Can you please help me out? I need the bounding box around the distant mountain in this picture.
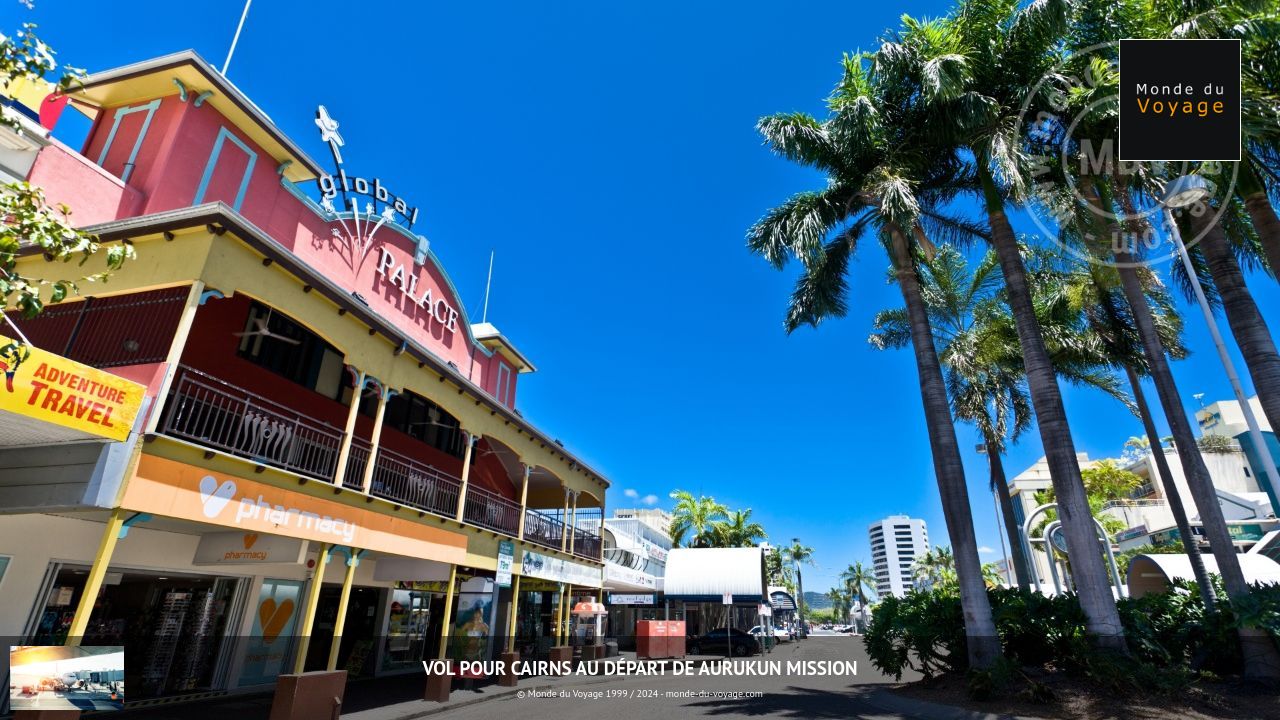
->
[803,591,832,610]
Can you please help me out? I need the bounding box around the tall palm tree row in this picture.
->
[872,0,1130,650]
[839,562,877,629]
[748,49,1001,667]
[870,245,1132,590]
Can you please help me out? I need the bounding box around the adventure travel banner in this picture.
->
[0,334,143,442]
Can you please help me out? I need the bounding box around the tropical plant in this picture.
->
[1197,434,1240,454]
[782,540,814,633]
[750,43,1000,667]
[0,19,132,330]
[710,508,767,548]
[667,490,727,548]
[875,0,1129,651]
[839,561,877,629]
[911,546,958,591]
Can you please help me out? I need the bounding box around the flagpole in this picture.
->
[222,0,253,75]
[481,250,495,323]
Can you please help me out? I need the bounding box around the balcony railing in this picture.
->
[464,484,521,536]
[523,509,567,551]
[347,438,462,519]
[162,366,599,553]
[162,366,344,480]
[572,527,602,560]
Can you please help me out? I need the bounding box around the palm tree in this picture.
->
[1043,0,1278,674]
[750,50,1000,667]
[871,245,1132,590]
[826,587,850,625]
[711,509,767,548]
[879,0,1128,652]
[783,540,814,637]
[668,491,727,548]
[911,546,958,591]
[839,562,877,631]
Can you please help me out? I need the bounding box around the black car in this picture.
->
[687,627,760,656]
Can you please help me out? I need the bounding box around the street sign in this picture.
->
[496,540,514,588]
[722,593,733,605]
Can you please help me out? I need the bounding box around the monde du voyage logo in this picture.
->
[197,474,357,544]
[1119,39,1241,162]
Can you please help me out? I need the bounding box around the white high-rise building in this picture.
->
[869,515,930,598]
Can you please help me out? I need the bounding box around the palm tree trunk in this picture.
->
[1184,212,1280,678]
[1191,211,1280,448]
[1121,364,1217,612]
[888,223,998,668]
[977,170,1126,651]
[1242,192,1280,279]
[985,438,1032,589]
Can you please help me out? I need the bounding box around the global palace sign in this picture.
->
[311,105,460,336]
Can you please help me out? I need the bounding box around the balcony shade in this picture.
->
[663,547,766,603]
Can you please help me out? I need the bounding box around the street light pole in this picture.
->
[1162,176,1280,508]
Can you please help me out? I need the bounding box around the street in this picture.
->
[432,636,924,720]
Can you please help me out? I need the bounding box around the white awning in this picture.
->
[663,547,765,602]
[1128,553,1280,598]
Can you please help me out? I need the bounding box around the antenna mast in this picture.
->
[481,250,495,323]
[222,0,254,75]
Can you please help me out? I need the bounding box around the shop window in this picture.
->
[237,302,344,396]
[496,363,512,405]
[0,555,9,588]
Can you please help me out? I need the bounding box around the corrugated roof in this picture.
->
[663,547,765,602]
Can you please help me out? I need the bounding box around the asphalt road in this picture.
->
[439,635,923,720]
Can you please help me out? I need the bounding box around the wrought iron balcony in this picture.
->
[523,509,567,551]
[464,484,521,536]
[346,438,462,519]
[571,527,602,560]
[162,366,344,480]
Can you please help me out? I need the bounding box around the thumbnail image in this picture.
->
[9,645,125,712]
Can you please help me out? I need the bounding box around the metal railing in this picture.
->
[523,509,567,550]
[464,484,521,535]
[162,366,344,480]
[348,438,462,519]
[1101,498,1168,511]
[572,527,602,559]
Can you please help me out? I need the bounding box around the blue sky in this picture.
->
[15,0,1280,593]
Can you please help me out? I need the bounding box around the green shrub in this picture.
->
[863,580,1280,684]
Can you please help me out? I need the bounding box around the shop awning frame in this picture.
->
[663,547,766,603]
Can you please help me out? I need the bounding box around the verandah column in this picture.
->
[505,574,522,652]
[568,491,579,555]
[332,368,367,488]
[437,565,459,659]
[294,543,333,674]
[455,433,479,520]
[560,487,570,552]
[360,385,395,493]
[326,547,364,670]
[144,281,205,434]
[516,465,531,540]
[66,509,127,644]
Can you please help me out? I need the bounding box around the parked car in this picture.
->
[687,627,761,656]
[748,624,791,643]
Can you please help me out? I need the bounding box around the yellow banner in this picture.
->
[0,335,143,442]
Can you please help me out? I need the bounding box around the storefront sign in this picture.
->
[375,247,460,332]
[240,578,302,687]
[1115,524,1149,543]
[722,593,733,605]
[604,562,657,590]
[609,594,654,605]
[0,335,143,442]
[125,455,468,562]
[520,550,601,587]
[496,540,514,588]
[314,105,420,229]
[192,531,305,565]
